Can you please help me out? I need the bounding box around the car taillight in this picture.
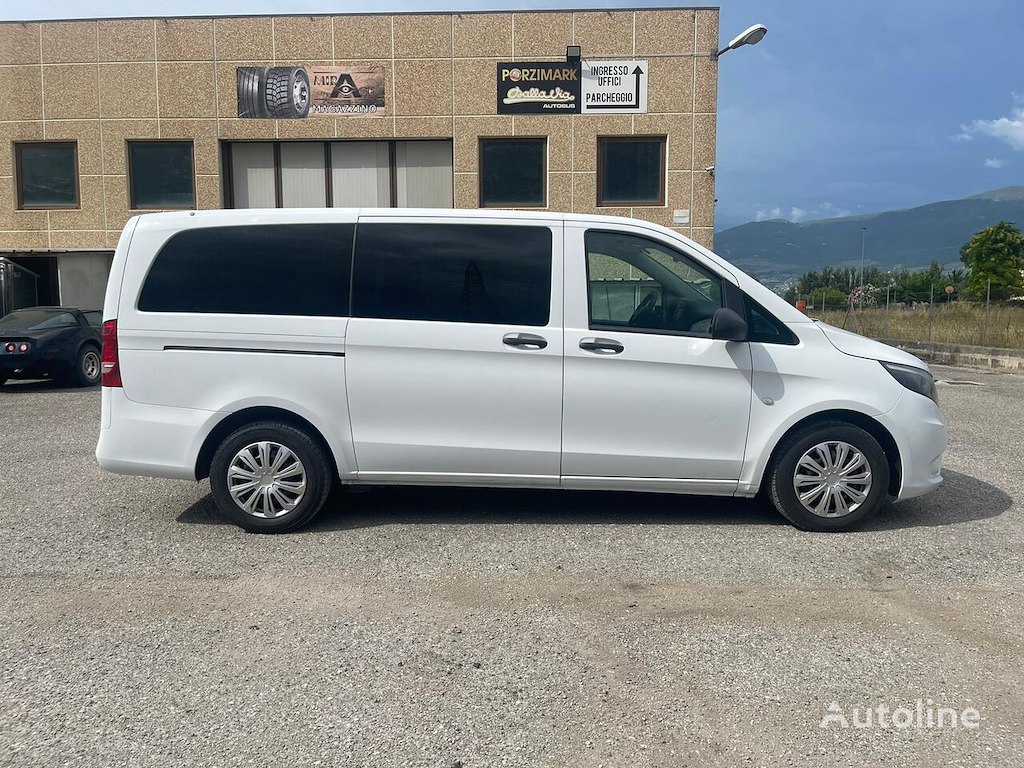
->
[4,342,15,353]
[18,342,29,353]
[101,319,122,387]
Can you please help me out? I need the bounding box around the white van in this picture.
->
[96,209,946,533]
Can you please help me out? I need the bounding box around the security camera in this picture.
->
[705,165,715,173]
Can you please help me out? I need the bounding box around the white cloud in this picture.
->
[956,96,1024,151]
[984,157,1006,169]
[816,201,851,218]
[753,201,852,224]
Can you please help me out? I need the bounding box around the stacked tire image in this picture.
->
[236,67,311,119]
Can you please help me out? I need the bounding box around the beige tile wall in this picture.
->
[0,9,718,251]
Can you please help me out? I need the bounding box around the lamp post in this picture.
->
[712,24,768,59]
[858,226,867,311]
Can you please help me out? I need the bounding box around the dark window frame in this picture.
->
[596,136,667,207]
[14,141,80,210]
[127,140,196,210]
[478,137,548,209]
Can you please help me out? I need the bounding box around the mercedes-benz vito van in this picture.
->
[96,209,946,533]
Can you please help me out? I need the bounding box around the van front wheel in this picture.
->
[209,421,332,533]
[767,422,890,532]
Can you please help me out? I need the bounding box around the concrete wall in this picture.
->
[0,8,719,255]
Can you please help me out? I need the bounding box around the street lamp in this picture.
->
[712,23,768,59]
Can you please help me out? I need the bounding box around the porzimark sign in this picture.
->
[496,62,581,114]
[581,60,648,114]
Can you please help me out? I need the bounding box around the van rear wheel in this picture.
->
[209,421,332,533]
[767,421,890,532]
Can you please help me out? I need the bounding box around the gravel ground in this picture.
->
[0,365,1021,767]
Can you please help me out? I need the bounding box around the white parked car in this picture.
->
[96,209,946,533]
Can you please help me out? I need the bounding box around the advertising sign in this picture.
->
[581,60,648,114]
[237,65,386,119]
[496,62,581,114]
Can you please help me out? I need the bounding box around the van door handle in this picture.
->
[579,337,624,354]
[503,332,548,350]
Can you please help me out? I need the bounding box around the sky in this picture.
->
[1,0,1021,229]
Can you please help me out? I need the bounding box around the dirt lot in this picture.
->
[1,365,1021,767]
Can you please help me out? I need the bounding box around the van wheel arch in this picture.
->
[760,410,902,498]
[196,407,338,481]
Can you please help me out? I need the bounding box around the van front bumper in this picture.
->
[877,391,947,500]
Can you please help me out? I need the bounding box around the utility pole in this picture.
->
[859,226,867,311]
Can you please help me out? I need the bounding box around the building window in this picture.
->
[597,136,666,206]
[479,138,546,208]
[128,141,195,209]
[15,142,78,209]
[225,140,453,209]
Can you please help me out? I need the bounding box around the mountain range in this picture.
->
[714,186,1024,290]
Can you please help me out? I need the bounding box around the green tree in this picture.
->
[959,221,1024,300]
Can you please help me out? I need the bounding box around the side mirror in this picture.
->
[711,307,748,342]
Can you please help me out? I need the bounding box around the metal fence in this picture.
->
[805,280,1024,350]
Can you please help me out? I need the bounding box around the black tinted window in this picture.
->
[353,223,551,326]
[479,139,546,207]
[16,143,78,208]
[83,311,103,328]
[129,142,195,208]
[597,137,665,206]
[139,224,353,316]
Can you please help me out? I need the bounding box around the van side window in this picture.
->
[138,224,353,316]
[586,230,723,336]
[352,223,552,326]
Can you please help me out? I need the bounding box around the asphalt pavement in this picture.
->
[0,364,1021,767]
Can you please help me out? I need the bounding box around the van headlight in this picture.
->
[880,361,938,404]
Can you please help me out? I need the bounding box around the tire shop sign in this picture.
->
[236,65,386,119]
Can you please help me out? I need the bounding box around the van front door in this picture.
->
[345,216,563,484]
[561,225,752,493]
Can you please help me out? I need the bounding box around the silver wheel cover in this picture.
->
[227,441,307,519]
[792,440,872,518]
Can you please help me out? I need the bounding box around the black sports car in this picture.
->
[0,306,103,387]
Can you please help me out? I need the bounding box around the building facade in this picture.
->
[0,8,719,312]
